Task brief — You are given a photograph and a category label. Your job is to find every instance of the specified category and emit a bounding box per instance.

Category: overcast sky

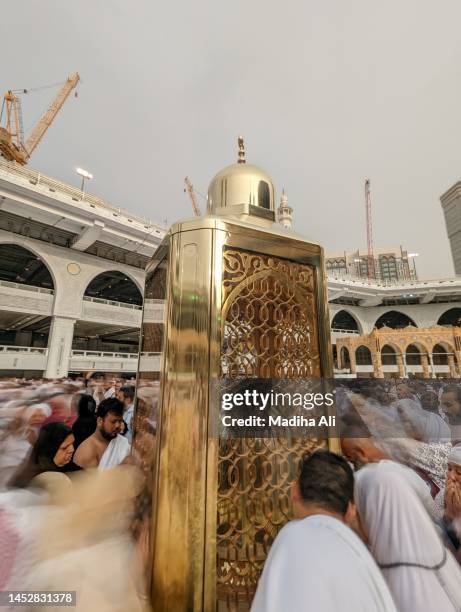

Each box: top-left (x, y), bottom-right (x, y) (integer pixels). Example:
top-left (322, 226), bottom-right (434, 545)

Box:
top-left (3, 0), bottom-right (461, 279)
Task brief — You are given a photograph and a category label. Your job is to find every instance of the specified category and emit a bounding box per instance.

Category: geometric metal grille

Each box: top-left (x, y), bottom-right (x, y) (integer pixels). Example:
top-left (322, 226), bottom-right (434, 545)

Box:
top-left (217, 248), bottom-right (326, 610)
top-left (221, 248), bottom-right (321, 379)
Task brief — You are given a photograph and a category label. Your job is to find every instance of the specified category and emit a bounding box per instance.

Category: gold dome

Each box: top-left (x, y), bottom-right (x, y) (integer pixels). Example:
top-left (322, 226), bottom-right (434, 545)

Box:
top-left (207, 138), bottom-right (275, 225)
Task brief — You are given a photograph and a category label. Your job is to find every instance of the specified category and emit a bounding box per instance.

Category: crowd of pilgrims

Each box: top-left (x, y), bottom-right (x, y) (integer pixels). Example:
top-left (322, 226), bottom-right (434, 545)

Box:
top-left (253, 380), bottom-right (461, 611)
top-left (1, 376), bottom-right (461, 611)
top-left (0, 375), bottom-right (150, 611)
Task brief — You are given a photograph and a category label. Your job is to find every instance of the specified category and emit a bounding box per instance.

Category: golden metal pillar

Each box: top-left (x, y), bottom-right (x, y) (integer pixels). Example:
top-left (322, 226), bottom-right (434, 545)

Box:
top-left (134, 141), bottom-right (336, 611)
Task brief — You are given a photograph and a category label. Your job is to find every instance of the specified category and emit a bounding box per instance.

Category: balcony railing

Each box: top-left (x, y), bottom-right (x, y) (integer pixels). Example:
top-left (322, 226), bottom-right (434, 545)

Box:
top-left (0, 279), bottom-right (54, 295)
top-left (0, 159), bottom-right (164, 233)
top-left (327, 273), bottom-right (461, 288)
top-left (331, 328), bottom-right (360, 335)
top-left (71, 350), bottom-right (139, 359)
top-left (0, 345), bottom-right (48, 354)
top-left (83, 296), bottom-right (142, 310)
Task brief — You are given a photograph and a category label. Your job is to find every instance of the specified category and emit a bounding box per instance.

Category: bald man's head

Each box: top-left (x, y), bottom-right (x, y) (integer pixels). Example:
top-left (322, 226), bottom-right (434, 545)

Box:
top-left (341, 436), bottom-right (389, 469)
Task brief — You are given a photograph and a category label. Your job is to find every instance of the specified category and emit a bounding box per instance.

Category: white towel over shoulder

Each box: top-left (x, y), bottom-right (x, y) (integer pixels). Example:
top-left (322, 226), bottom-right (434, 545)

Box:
top-left (98, 435), bottom-right (130, 471)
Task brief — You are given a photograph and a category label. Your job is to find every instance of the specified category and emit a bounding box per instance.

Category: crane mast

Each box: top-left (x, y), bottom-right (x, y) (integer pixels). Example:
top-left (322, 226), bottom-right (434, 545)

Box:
top-left (365, 178), bottom-right (374, 279)
top-left (184, 176), bottom-right (201, 217)
top-left (0, 92), bottom-right (25, 163)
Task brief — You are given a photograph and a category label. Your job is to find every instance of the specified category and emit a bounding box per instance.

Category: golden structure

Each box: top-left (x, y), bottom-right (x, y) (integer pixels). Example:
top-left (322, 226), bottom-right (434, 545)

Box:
top-left (134, 139), bottom-right (335, 611)
top-left (336, 325), bottom-right (461, 378)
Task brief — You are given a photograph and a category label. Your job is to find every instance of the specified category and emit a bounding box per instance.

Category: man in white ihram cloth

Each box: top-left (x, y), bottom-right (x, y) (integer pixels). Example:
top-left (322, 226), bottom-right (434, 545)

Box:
top-left (251, 451), bottom-right (397, 612)
top-left (74, 398), bottom-right (130, 470)
top-left (355, 462), bottom-right (461, 612)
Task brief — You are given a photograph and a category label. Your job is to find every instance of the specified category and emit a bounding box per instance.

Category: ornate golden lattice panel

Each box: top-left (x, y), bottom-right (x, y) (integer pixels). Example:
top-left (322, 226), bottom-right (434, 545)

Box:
top-left (217, 248), bottom-right (326, 609)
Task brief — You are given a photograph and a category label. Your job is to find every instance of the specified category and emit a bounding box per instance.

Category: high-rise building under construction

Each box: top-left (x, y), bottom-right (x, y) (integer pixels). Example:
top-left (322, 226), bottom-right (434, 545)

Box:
top-left (325, 247), bottom-right (418, 282)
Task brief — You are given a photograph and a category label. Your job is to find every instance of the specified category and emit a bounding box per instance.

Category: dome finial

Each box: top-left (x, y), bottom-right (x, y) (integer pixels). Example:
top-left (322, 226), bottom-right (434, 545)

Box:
top-left (237, 136), bottom-right (246, 164)
top-left (207, 139), bottom-right (275, 225)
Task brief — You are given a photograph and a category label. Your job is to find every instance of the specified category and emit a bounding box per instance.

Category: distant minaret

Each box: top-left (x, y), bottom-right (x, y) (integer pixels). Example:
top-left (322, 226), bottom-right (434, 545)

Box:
top-left (277, 189), bottom-right (293, 229)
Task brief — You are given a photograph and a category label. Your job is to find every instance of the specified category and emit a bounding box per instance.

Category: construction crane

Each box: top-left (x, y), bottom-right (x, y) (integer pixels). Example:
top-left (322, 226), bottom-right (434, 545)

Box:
top-left (0, 72), bottom-right (80, 165)
top-left (364, 178), bottom-right (374, 279)
top-left (184, 176), bottom-right (201, 217)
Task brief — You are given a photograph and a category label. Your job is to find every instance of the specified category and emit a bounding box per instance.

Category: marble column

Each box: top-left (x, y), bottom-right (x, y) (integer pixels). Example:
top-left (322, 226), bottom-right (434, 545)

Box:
top-left (349, 351), bottom-right (357, 375)
top-left (396, 353), bottom-right (407, 378)
top-left (427, 353), bottom-right (436, 378)
top-left (448, 354), bottom-right (457, 378)
top-left (421, 354), bottom-right (430, 379)
top-left (45, 316), bottom-right (75, 378)
top-left (373, 353), bottom-right (384, 378)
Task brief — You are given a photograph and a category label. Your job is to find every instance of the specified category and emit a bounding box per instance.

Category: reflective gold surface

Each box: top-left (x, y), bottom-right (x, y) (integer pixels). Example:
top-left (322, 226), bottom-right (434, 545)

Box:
top-left (136, 215), bottom-right (335, 611)
top-left (221, 248), bottom-right (321, 378)
top-left (217, 247), bottom-right (327, 608)
top-left (207, 140), bottom-right (275, 225)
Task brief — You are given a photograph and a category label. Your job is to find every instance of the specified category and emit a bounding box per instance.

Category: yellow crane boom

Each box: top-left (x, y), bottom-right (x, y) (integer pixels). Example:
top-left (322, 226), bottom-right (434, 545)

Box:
top-left (0, 72), bottom-right (79, 165)
top-left (24, 73), bottom-right (79, 158)
top-left (184, 176), bottom-right (201, 217)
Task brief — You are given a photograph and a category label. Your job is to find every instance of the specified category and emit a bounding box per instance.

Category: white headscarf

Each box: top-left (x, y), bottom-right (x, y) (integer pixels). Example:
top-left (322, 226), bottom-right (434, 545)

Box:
top-left (356, 462), bottom-right (461, 612)
top-left (23, 404), bottom-right (52, 420)
top-left (251, 514), bottom-right (397, 612)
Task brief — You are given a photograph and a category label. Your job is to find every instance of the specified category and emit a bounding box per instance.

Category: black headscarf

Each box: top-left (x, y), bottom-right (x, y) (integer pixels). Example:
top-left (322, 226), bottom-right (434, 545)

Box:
top-left (72, 394), bottom-right (97, 448)
top-left (9, 422), bottom-right (73, 488)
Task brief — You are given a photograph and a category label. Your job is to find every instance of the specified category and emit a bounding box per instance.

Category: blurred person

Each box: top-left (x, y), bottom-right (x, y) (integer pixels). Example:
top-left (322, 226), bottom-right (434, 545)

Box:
top-left (71, 394), bottom-right (97, 449)
top-left (412, 380), bottom-right (429, 402)
top-left (74, 398), bottom-right (129, 470)
top-left (0, 402), bottom-right (52, 490)
top-left (342, 431), bottom-right (440, 516)
top-left (396, 383), bottom-right (415, 401)
top-left (0, 471), bottom-right (74, 595)
top-left (421, 391), bottom-right (441, 414)
top-left (25, 466), bottom-right (149, 612)
top-left (251, 451), bottom-right (397, 612)
top-left (434, 445), bottom-right (461, 557)
top-left (443, 446), bottom-right (461, 523)
top-left (441, 386), bottom-right (461, 426)
top-left (356, 462), bottom-right (461, 612)
top-left (42, 389), bottom-right (77, 427)
top-left (396, 397), bottom-right (451, 444)
top-left (23, 403), bottom-right (52, 443)
top-left (9, 423), bottom-right (77, 489)
top-left (92, 377), bottom-right (116, 406)
top-left (117, 386), bottom-right (135, 444)
top-left (345, 387), bottom-right (450, 490)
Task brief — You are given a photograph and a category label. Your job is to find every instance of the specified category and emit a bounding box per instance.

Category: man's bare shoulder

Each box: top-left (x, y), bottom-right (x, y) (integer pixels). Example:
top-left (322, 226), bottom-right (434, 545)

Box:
top-left (74, 435), bottom-right (100, 468)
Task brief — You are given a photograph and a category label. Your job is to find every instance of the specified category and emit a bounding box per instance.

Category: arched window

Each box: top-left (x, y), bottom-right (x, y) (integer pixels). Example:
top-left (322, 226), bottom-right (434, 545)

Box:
top-left (332, 345), bottom-right (338, 368)
top-left (381, 344), bottom-right (397, 365)
top-left (375, 311), bottom-right (416, 329)
top-left (406, 344), bottom-right (422, 365)
top-left (437, 308), bottom-right (461, 327)
top-left (84, 271), bottom-right (142, 305)
top-left (356, 345), bottom-right (372, 365)
top-left (340, 347), bottom-right (350, 367)
top-left (331, 310), bottom-right (360, 333)
top-left (257, 181), bottom-right (271, 210)
top-left (432, 344), bottom-right (448, 365)
top-left (0, 244), bottom-right (54, 291)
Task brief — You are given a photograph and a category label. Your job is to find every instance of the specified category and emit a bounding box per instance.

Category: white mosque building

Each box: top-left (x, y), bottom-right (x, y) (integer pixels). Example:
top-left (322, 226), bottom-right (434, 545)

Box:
top-left (0, 158), bottom-right (460, 378)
